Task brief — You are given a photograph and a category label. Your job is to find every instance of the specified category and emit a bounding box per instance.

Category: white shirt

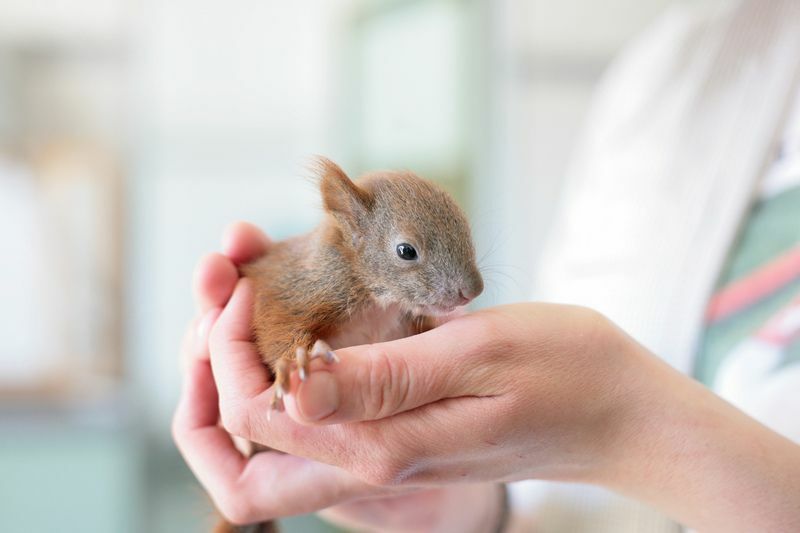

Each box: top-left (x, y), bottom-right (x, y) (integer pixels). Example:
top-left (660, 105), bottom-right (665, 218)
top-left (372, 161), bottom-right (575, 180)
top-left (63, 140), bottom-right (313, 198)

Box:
top-left (509, 1), bottom-right (800, 531)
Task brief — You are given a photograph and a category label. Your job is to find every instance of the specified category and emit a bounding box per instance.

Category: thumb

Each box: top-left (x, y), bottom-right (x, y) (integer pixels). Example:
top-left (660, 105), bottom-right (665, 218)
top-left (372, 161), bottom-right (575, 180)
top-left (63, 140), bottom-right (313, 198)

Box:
top-left (288, 317), bottom-right (490, 424)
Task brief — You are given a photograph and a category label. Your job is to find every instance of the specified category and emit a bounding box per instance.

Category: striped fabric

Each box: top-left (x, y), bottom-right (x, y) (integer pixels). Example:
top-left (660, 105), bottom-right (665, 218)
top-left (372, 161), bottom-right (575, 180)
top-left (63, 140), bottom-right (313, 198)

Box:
top-left (696, 92), bottom-right (800, 437)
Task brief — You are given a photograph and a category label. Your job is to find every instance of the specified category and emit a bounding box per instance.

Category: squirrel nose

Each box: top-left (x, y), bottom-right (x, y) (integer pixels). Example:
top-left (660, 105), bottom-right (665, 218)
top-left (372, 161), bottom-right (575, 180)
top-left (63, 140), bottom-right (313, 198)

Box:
top-left (459, 275), bottom-right (484, 302)
top-left (456, 290), bottom-right (470, 305)
top-left (457, 279), bottom-right (483, 304)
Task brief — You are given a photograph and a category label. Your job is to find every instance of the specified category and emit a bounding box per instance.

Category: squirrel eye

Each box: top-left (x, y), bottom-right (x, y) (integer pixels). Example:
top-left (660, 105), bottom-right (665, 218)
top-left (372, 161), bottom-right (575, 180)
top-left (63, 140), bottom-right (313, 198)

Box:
top-left (396, 243), bottom-right (418, 261)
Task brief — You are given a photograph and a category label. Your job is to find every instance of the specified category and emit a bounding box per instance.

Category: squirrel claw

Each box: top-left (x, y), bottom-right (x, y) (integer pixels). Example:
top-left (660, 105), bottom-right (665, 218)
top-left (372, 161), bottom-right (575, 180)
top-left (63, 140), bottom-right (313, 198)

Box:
top-left (268, 388), bottom-right (285, 421)
top-left (310, 339), bottom-right (338, 364)
top-left (296, 346), bottom-right (309, 382)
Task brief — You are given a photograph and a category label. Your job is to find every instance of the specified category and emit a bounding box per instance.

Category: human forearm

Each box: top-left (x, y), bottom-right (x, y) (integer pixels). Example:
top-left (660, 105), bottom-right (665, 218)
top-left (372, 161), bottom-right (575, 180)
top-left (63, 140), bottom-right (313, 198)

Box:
top-left (602, 348), bottom-right (800, 532)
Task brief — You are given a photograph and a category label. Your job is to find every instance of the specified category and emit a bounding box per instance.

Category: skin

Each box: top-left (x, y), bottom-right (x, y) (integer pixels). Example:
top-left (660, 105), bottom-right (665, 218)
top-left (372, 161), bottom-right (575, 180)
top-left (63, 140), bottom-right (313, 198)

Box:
top-left (173, 222), bottom-right (800, 533)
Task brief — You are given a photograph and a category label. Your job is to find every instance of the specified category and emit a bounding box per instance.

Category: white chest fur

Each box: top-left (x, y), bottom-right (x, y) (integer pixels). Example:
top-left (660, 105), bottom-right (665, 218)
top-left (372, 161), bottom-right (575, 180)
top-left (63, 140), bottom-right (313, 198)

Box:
top-left (325, 303), bottom-right (414, 350)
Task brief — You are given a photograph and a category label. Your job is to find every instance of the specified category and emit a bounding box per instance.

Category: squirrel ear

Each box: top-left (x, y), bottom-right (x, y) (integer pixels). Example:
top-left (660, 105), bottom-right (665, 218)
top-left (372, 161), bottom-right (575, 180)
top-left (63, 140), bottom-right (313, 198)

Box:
top-left (316, 157), bottom-right (372, 229)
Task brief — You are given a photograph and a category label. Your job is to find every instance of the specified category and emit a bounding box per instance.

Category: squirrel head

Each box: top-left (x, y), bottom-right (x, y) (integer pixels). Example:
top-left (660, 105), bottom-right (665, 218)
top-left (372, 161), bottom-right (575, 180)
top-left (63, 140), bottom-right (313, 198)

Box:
top-left (317, 158), bottom-right (484, 315)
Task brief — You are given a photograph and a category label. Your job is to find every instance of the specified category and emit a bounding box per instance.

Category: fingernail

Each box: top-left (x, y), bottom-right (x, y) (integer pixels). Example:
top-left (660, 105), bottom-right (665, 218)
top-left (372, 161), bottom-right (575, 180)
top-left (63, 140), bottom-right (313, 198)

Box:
top-left (300, 372), bottom-right (339, 421)
top-left (196, 308), bottom-right (217, 342)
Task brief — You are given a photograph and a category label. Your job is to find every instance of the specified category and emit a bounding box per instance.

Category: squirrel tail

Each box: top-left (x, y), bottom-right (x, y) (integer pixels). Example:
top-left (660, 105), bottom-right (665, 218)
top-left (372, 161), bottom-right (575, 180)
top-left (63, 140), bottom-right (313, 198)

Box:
top-left (214, 519), bottom-right (278, 533)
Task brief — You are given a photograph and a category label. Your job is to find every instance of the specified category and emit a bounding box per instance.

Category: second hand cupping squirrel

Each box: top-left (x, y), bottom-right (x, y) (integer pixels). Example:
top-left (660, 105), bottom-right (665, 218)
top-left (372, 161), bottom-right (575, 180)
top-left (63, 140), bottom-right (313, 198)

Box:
top-left (216, 157), bottom-right (484, 533)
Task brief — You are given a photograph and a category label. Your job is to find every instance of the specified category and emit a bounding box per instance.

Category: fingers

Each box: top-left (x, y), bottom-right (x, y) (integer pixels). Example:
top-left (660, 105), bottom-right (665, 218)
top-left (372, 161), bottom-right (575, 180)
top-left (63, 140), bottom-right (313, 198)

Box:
top-left (290, 315), bottom-right (497, 425)
top-left (237, 454), bottom-right (373, 519)
top-left (209, 278), bottom-right (272, 406)
top-left (223, 221), bottom-right (271, 265)
top-left (173, 354), bottom-right (368, 523)
top-left (173, 357), bottom-right (248, 493)
top-left (189, 221), bottom-right (270, 364)
top-left (204, 301), bottom-right (506, 484)
top-left (193, 253), bottom-right (239, 312)
top-left (193, 221), bottom-right (271, 312)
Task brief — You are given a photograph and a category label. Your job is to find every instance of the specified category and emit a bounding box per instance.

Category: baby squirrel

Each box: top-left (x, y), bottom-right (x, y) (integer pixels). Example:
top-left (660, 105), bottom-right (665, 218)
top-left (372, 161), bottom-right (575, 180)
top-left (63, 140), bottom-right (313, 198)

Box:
top-left (216, 158), bottom-right (483, 533)
top-left (243, 157), bottom-right (483, 409)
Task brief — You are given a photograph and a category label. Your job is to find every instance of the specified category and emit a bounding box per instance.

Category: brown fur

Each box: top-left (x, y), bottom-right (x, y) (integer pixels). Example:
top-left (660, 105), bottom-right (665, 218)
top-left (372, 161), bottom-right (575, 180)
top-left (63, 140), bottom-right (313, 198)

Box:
top-left (216, 158), bottom-right (482, 532)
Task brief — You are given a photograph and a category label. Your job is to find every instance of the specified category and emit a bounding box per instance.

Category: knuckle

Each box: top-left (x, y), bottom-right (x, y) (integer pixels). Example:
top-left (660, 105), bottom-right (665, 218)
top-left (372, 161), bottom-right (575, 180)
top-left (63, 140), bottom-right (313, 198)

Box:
top-left (573, 305), bottom-right (614, 347)
top-left (464, 312), bottom-right (512, 362)
top-left (573, 304), bottom-right (607, 324)
top-left (360, 346), bottom-right (411, 419)
top-left (219, 402), bottom-right (251, 439)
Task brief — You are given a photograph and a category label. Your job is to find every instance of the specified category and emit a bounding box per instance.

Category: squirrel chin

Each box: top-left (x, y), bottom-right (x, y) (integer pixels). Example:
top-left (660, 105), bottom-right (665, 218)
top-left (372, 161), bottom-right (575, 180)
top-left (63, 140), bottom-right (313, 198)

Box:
top-left (415, 304), bottom-right (462, 317)
top-left (370, 295), bottom-right (453, 316)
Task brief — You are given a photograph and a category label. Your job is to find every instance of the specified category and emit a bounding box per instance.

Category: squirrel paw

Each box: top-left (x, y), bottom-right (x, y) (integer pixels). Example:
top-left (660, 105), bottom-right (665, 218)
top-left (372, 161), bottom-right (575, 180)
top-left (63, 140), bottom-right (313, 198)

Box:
top-left (268, 341), bottom-right (338, 420)
top-left (267, 339), bottom-right (339, 420)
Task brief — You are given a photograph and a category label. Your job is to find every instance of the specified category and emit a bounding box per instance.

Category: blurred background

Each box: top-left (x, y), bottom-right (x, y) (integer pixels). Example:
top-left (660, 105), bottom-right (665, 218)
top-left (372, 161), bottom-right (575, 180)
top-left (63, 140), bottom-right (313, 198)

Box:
top-left (0, 0), bottom-right (674, 531)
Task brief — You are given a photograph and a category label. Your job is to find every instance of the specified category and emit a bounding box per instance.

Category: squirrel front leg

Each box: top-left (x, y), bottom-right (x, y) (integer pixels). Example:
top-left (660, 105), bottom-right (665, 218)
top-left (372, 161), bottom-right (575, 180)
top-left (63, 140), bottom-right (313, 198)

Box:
top-left (268, 314), bottom-right (432, 413)
top-left (270, 338), bottom-right (338, 413)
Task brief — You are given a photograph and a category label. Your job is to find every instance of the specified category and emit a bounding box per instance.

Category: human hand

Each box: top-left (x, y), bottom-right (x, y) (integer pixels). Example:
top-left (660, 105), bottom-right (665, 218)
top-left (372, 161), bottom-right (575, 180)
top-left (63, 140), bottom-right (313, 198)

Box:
top-left (173, 222), bottom-right (382, 524)
top-left (212, 282), bottom-right (800, 533)
top-left (213, 295), bottom-right (641, 485)
top-left (172, 222), bottom-right (504, 532)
